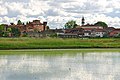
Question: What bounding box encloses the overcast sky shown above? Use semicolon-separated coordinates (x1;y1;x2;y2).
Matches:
0;0;120;28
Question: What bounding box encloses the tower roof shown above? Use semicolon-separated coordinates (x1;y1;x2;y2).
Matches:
81;16;85;26
82;16;85;20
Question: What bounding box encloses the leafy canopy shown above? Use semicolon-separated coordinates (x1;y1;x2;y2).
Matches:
17;20;22;25
11;28;21;37
0;24;4;31
94;21;108;28
64;20;78;29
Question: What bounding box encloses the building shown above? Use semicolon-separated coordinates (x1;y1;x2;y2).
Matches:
8;20;48;37
91;29;106;37
26;20;47;32
58;17;117;38
109;29;120;37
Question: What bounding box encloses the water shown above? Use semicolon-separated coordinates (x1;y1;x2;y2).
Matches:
0;51;120;80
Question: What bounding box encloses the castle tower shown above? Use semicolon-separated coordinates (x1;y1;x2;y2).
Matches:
81;16;85;26
43;22;47;31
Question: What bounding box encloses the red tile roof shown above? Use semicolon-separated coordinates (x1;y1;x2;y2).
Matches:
94;29;105;32
109;29;120;36
83;28;94;31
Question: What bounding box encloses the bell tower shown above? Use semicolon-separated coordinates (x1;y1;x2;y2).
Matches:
81;16;85;26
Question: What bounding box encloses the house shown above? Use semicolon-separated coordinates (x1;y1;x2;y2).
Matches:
81;25;103;29
58;33;78;38
91;29;106;37
58;17;118;38
84;31;91;37
104;27;115;33
27;29;65;38
109;29;120;37
65;28;84;34
27;31;43;37
103;27;115;37
58;28;84;38
58;26;109;38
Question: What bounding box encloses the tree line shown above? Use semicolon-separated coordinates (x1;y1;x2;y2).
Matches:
0;24;21;37
0;20;23;37
64;20;108;29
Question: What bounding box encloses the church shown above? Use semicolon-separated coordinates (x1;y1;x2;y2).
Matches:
79;17;103;29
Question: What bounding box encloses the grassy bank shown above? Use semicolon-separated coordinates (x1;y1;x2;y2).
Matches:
0;38;120;49
0;49;120;55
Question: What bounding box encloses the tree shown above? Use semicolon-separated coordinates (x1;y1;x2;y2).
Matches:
94;21;108;28
22;23;25;25
47;26;50;30
11;28;21;37
0;24;4;37
26;22;29;25
17;20;22;25
64;20;78;29
0;24;4;31
7;28;12;32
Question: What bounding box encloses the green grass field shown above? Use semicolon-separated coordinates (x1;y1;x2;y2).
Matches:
0;49;120;55
0;38;120;49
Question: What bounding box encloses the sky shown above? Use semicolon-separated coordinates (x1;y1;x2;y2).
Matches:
0;0;120;29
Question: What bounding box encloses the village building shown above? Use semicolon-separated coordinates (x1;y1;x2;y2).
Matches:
80;25;104;29
58;17;107;38
26;20;47;32
58;17;120;38
7;20;48;37
91;29;106;37
109;29;120;37
0;17;120;38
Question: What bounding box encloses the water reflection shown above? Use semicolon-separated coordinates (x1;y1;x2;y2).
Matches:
0;52;120;80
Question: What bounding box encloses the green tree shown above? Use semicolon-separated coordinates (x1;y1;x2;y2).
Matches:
64;20;78;29
7;28;12;32
11;28;21;37
0;24;4;37
2;32;9;37
17;20;22;25
47;26;50;30
94;21;108;28
0;24;4;31
26;22;29;25
22;23;25;25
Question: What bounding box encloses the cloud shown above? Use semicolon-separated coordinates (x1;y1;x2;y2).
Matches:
0;0;120;28
4;0;48;16
0;5;8;15
3;0;29;3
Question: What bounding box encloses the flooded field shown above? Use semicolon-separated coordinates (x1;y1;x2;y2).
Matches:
0;49;120;80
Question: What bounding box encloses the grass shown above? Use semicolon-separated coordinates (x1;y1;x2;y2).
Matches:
0;49;120;55
0;37;120;49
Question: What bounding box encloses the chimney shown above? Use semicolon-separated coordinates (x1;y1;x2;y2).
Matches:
43;22;47;31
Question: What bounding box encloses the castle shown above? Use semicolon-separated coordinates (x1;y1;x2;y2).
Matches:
2;20;48;37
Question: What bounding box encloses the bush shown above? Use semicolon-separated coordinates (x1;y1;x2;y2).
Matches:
50;33;57;38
